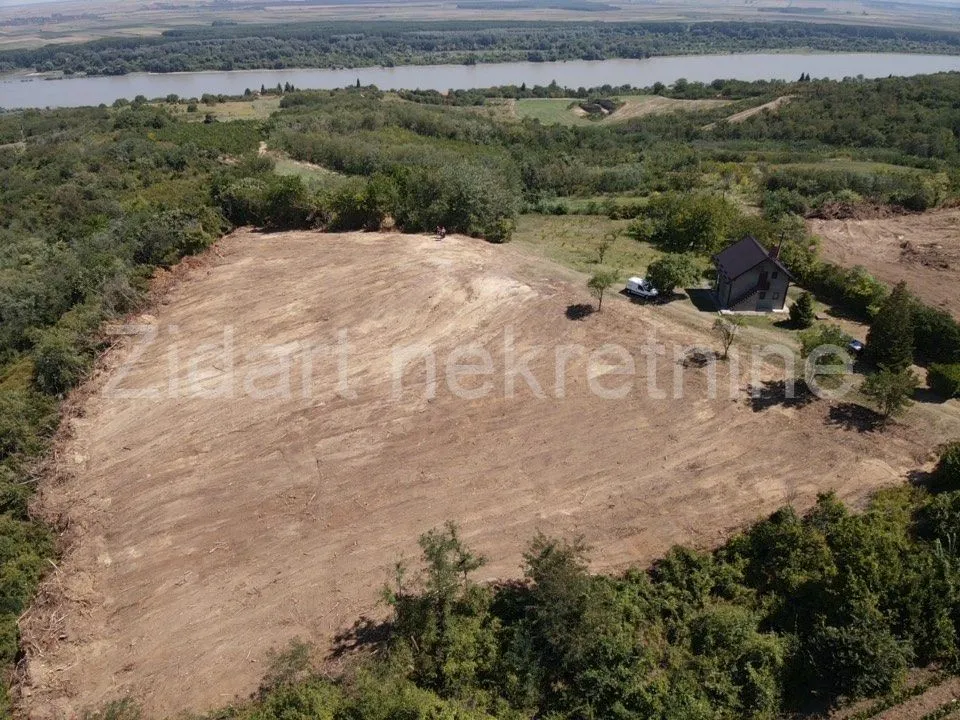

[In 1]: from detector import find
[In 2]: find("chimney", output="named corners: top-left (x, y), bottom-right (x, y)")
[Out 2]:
top-left (770, 234), bottom-right (784, 260)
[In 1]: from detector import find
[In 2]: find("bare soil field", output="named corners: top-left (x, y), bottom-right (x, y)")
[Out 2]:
top-left (19, 230), bottom-right (954, 718)
top-left (809, 208), bottom-right (960, 317)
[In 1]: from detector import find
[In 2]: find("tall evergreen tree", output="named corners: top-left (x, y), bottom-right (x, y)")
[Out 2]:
top-left (865, 281), bottom-right (914, 370)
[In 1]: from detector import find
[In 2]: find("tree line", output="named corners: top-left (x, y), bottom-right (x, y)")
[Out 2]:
top-left (3, 20), bottom-right (960, 76)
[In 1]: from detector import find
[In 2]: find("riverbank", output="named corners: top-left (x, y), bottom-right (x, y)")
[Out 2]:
top-left (4, 52), bottom-right (960, 109)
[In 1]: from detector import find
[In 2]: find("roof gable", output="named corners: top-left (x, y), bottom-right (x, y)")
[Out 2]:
top-left (713, 236), bottom-right (793, 280)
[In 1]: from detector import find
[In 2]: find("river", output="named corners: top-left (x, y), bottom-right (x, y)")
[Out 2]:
top-left (3, 52), bottom-right (960, 109)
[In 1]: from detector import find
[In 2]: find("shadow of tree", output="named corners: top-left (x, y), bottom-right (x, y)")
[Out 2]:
top-left (679, 347), bottom-right (718, 368)
top-left (908, 468), bottom-right (934, 489)
top-left (827, 402), bottom-right (884, 433)
top-left (749, 379), bottom-right (817, 412)
top-left (686, 288), bottom-right (718, 313)
top-left (566, 303), bottom-right (595, 320)
top-left (328, 617), bottom-right (391, 660)
top-left (914, 387), bottom-right (948, 404)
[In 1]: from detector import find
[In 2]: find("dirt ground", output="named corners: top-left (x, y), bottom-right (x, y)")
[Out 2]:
top-left (18, 230), bottom-right (955, 718)
top-left (597, 96), bottom-right (732, 122)
top-left (809, 207), bottom-right (960, 318)
top-left (702, 95), bottom-right (793, 130)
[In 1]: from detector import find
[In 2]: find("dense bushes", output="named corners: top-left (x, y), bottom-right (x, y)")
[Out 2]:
top-left (31, 330), bottom-right (87, 396)
top-left (912, 302), bottom-right (960, 365)
top-left (712, 73), bottom-right (960, 166)
top-left (234, 486), bottom-right (960, 719)
top-left (763, 166), bottom-right (949, 212)
top-left (627, 193), bottom-right (740, 254)
top-left (269, 92), bottom-right (522, 240)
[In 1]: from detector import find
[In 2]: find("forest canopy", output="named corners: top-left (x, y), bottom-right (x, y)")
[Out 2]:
top-left (3, 20), bottom-right (960, 76)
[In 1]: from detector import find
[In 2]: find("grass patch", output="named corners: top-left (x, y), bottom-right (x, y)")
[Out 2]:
top-left (512, 213), bottom-right (659, 281)
top-left (272, 155), bottom-right (344, 190)
top-left (514, 98), bottom-right (592, 126)
top-left (168, 97), bottom-right (281, 122)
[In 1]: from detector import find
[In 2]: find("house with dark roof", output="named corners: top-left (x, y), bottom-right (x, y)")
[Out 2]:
top-left (712, 236), bottom-right (793, 312)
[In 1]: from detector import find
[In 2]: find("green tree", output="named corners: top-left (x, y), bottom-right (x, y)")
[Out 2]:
top-left (799, 324), bottom-right (853, 390)
top-left (587, 270), bottom-right (618, 312)
top-left (789, 291), bottom-right (815, 329)
top-left (861, 365), bottom-right (918, 427)
top-left (713, 315), bottom-right (743, 360)
top-left (645, 253), bottom-right (699, 298)
top-left (384, 523), bottom-right (496, 699)
top-left (628, 193), bottom-right (739, 255)
top-left (865, 281), bottom-right (914, 371)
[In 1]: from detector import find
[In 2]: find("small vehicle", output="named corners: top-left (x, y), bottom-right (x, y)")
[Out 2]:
top-left (848, 339), bottom-right (865, 354)
top-left (625, 276), bottom-right (659, 299)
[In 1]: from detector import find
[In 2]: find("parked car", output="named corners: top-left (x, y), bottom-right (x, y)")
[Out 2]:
top-left (625, 276), bottom-right (659, 300)
top-left (848, 339), bottom-right (864, 354)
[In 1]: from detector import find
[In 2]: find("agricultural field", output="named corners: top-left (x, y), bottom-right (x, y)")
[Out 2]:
top-left (22, 228), bottom-right (956, 718)
top-left (3, 0), bottom-right (960, 53)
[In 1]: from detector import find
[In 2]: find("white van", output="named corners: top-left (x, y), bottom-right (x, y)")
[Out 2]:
top-left (625, 276), bottom-right (659, 299)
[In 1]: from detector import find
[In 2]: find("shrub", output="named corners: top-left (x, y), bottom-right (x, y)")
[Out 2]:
top-left (912, 302), bottom-right (960, 365)
top-left (129, 208), bottom-right (218, 266)
top-left (928, 364), bottom-right (960, 399)
top-left (32, 330), bottom-right (87, 396)
top-left (218, 177), bottom-right (268, 226)
top-left (0, 390), bottom-right (56, 463)
top-left (930, 441), bottom-right (960, 492)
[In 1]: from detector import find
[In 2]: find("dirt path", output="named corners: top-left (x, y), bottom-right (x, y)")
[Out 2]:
top-left (872, 676), bottom-right (960, 720)
top-left (809, 208), bottom-right (960, 318)
top-left (610, 95), bottom-right (731, 121)
top-left (19, 230), bottom-right (952, 718)
top-left (703, 94), bottom-right (794, 130)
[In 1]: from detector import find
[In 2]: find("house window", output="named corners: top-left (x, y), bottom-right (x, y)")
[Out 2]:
top-left (772, 271), bottom-right (779, 279)
top-left (759, 292), bottom-right (767, 300)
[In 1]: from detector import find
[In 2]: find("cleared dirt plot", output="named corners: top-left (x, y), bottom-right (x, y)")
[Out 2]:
top-left (809, 207), bottom-right (960, 318)
top-left (20, 230), bottom-right (951, 718)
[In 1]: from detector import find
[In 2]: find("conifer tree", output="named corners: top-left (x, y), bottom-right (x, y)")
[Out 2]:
top-left (865, 281), bottom-right (914, 370)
